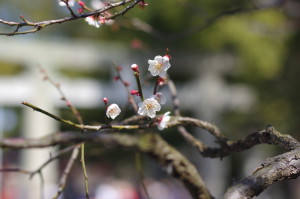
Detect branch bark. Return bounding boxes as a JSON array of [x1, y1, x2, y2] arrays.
[[224, 148, 300, 199], [0, 132, 212, 199]]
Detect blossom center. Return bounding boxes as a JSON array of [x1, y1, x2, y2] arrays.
[[154, 62, 163, 71], [145, 102, 154, 110], [108, 108, 117, 115]]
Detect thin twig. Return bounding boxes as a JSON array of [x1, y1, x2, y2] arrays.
[[39, 67, 89, 198], [30, 145, 76, 179], [0, 0, 142, 36], [114, 65, 138, 112], [0, 168, 31, 174], [22, 101, 146, 130], [52, 144, 80, 199], [39, 67, 84, 124]]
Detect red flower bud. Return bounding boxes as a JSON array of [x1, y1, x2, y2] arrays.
[[77, 8, 84, 13], [103, 97, 108, 104], [131, 64, 139, 72], [138, 0, 148, 9], [130, 90, 140, 96], [113, 76, 120, 81], [124, 81, 130, 87], [158, 77, 166, 86], [78, 1, 85, 7], [116, 66, 123, 71]]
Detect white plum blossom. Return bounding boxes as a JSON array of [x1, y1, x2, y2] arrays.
[[157, 112, 171, 130], [90, 0, 115, 25], [58, 0, 75, 7], [91, 0, 106, 9], [85, 16, 105, 28], [148, 55, 171, 78], [138, 98, 161, 118], [151, 92, 166, 105], [106, 103, 121, 119]]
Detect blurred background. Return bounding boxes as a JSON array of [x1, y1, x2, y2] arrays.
[[0, 0, 300, 198]]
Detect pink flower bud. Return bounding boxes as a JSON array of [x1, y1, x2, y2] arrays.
[[103, 97, 108, 104], [131, 90, 140, 96], [116, 66, 123, 71], [77, 8, 84, 13], [66, 100, 72, 107], [78, 1, 85, 7], [131, 39, 142, 49], [99, 17, 106, 24], [131, 64, 139, 72], [158, 77, 166, 86], [113, 76, 120, 81], [124, 81, 130, 87], [138, 0, 148, 9]]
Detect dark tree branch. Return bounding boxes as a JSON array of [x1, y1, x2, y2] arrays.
[[198, 126, 300, 158], [0, 0, 142, 36], [224, 148, 300, 199], [0, 132, 212, 199]]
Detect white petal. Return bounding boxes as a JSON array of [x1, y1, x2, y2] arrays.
[[148, 60, 156, 65], [147, 110, 156, 118], [106, 104, 121, 119], [154, 56, 163, 63], [138, 107, 146, 116], [153, 103, 161, 111], [163, 62, 171, 70], [158, 70, 167, 78], [163, 56, 170, 62]]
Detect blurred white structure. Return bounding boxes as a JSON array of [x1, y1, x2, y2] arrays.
[[0, 37, 131, 199]]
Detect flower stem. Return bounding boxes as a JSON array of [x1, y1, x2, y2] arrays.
[[153, 76, 159, 95], [134, 72, 144, 101]]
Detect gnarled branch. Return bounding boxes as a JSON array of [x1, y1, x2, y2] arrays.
[[224, 148, 300, 199], [0, 131, 212, 199]]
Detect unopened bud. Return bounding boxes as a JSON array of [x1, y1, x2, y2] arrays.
[[99, 17, 106, 24], [124, 81, 130, 87], [130, 90, 140, 96], [114, 76, 120, 81], [131, 64, 139, 72], [77, 8, 84, 13], [116, 66, 123, 71], [158, 77, 166, 86], [103, 97, 108, 104], [78, 1, 85, 7]]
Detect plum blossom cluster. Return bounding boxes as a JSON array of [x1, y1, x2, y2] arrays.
[[101, 54, 172, 130], [85, 16, 106, 28], [58, 0, 112, 28], [133, 55, 172, 130]]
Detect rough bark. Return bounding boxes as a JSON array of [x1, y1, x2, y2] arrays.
[[0, 132, 213, 199]]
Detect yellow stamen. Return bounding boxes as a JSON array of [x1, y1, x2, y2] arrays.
[[145, 102, 154, 110], [154, 62, 163, 71]]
